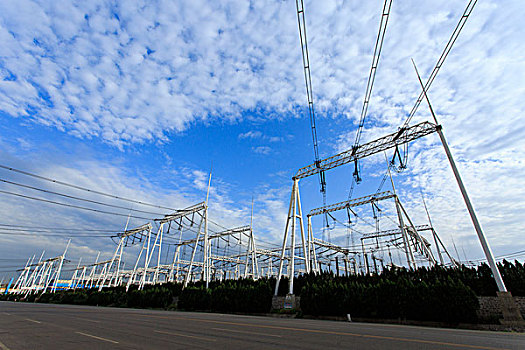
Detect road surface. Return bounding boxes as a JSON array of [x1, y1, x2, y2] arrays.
[[0, 301, 523, 349]]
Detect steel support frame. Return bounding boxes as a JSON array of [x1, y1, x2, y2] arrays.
[[294, 121, 438, 180], [274, 122, 439, 294], [275, 178, 309, 296]]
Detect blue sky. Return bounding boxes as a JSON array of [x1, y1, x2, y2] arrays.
[[0, 0, 524, 278]]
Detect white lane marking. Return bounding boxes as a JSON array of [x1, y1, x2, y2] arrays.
[[75, 332, 119, 344], [2, 313, 11, 316], [25, 318, 41, 324], [212, 327, 282, 338], [76, 317, 100, 323], [154, 329, 216, 342], [0, 339, 11, 350]]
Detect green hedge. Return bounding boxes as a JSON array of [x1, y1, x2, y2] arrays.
[[178, 279, 272, 313], [3, 260, 525, 324], [299, 272, 479, 323], [286, 260, 525, 297]]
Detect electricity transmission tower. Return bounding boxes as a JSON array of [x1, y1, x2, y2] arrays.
[[274, 0, 523, 327]]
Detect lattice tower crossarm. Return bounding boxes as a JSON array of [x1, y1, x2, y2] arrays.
[[361, 224, 431, 239], [118, 223, 152, 238], [307, 191, 395, 217], [312, 237, 357, 255], [177, 226, 251, 246], [156, 202, 206, 224], [306, 192, 437, 269], [294, 121, 439, 180]]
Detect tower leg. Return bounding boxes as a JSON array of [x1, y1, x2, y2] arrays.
[[274, 180, 296, 296]]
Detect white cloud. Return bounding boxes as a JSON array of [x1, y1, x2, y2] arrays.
[[0, 147, 292, 278], [252, 146, 271, 155], [238, 131, 263, 140], [0, 0, 303, 146], [1, 1, 521, 152], [238, 130, 283, 154], [0, 0, 524, 266], [238, 130, 283, 143], [0, 3, 488, 141]]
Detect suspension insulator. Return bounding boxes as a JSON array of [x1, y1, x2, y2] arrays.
[[353, 159, 362, 183]]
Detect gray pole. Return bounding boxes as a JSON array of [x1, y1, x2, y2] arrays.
[[412, 60, 507, 292], [435, 127, 506, 292]]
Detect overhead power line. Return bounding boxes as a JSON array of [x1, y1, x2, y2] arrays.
[[0, 164, 177, 211], [295, 0, 327, 207], [0, 227, 119, 234], [0, 223, 121, 232], [350, 0, 478, 196], [0, 178, 166, 216], [352, 0, 394, 151], [0, 231, 111, 237], [402, 0, 478, 127], [347, 0, 393, 199], [468, 249, 525, 264], [0, 189, 154, 221]]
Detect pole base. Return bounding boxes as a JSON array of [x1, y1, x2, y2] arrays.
[[271, 294, 300, 311], [497, 291, 525, 326]]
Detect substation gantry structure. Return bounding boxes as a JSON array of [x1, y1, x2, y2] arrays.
[[279, 0, 509, 310], [306, 191, 452, 275], [104, 222, 153, 291], [275, 121, 441, 295], [10, 240, 70, 295], [173, 225, 259, 286], [359, 224, 459, 271], [275, 116, 508, 298], [9, 199, 273, 295], [69, 253, 112, 290], [63, 201, 264, 293]]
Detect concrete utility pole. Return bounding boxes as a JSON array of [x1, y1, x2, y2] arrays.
[[412, 60, 524, 325]]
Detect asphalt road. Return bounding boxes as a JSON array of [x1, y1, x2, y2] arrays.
[[0, 302, 523, 349]]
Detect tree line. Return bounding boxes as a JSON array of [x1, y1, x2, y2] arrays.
[[2, 260, 524, 324]]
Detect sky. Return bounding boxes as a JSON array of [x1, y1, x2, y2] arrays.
[[0, 0, 524, 279]]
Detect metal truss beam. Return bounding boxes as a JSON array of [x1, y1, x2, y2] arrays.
[[156, 202, 206, 224], [177, 225, 251, 246], [87, 259, 112, 266], [406, 226, 431, 247], [256, 248, 284, 258], [308, 191, 395, 217], [361, 224, 431, 239], [118, 223, 152, 238], [209, 255, 243, 264], [295, 121, 439, 180], [210, 225, 251, 239], [312, 237, 357, 255]]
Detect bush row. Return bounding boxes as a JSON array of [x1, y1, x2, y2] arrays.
[[280, 260, 525, 297], [299, 273, 478, 323], [178, 279, 272, 313], [2, 261, 524, 324]]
